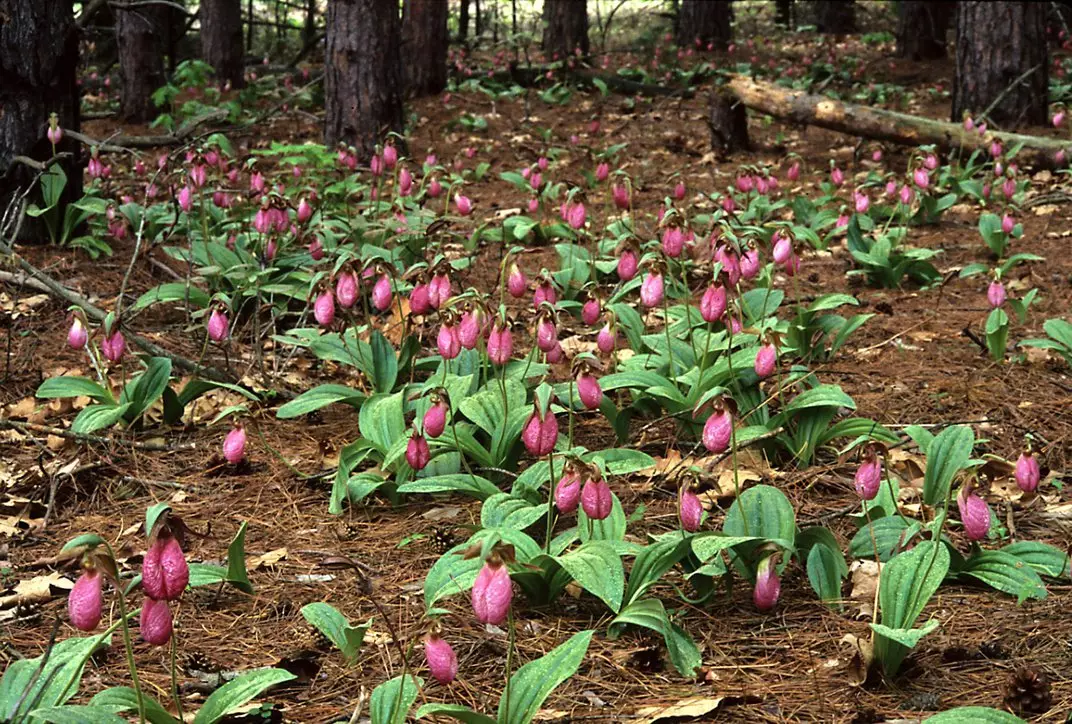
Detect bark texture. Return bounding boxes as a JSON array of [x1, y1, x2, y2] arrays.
[[324, 0, 404, 157], [402, 0, 448, 97], [116, 4, 166, 122], [676, 0, 733, 50], [707, 88, 750, 156], [952, 1, 1048, 128], [201, 0, 246, 89], [459, 0, 470, 42], [0, 0, 82, 233], [541, 0, 588, 60], [814, 0, 855, 34], [897, 2, 952, 60]]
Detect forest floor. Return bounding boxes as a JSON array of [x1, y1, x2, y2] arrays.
[[3, 28, 1072, 724]]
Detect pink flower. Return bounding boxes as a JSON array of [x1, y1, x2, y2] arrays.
[[754, 343, 776, 379], [640, 272, 664, 308], [428, 273, 452, 309], [714, 245, 741, 286], [597, 322, 616, 354], [297, 198, 313, 224], [581, 476, 612, 520], [250, 171, 265, 193], [68, 568, 103, 631], [899, 184, 914, 205], [383, 144, 398, 169], [555, 470, 582, 514], [854, 452, 882, 500], [48, 125, 63, 146], [522, 406, 558, 456], [424, 634, 458, 685], [582, 297, 601, 326], [678, 487, 702, 532], [740, 248, 761, 280], [546, 341, 564, 364], [424, 398, 449, 438], [596, 162, 609, 182], [912, 167, 929, 189], [428, 177, 443, 198], [853, 191, 870, 214], [370, 154, 384, 176], [923, 154, 938, 171], [753, 556, 781, 611], [223, 425, 247, 464], [67, 318, 88, 349], [772, 232, 793, 264], [533, 279, 556, 308], [535, 317, 557, 353], [567, 202, 586, 230], [787, 162, 800, 182], [537, 156, 549, 171], [1014, 451, 1040, 493], [207, 309, 229, 342], [700, 283, 727, 323], [308, 238, 324, 260], [831, 166, 844, 187], [1002, 178, 1016, 199], [437, 322, 461, 359], [506, 263, 528, 298], [487, 322, 513, 365], [101, 330, 126, 363], [662, 226, 684, 257], [398, 167, 413, 197], [987, 280, 1006, 308], [576, 372, 603, 409], [471, 559, 512, 625], [611, 183, 630, 210], [406, 432, 431, 470], [178, 186, 193, 212], [673, 180, 686, 200], [1001, 213, 1015, 234], [140, 597, 173, 646], [314, 291, 336, 327], [702, 408, 733, 453], [142, 535, 188, 601], [1054, 111, 1066, 128], [617, 249, 638, 280], [410, 283, 432, 316], [455, 194, 473, 216], [958, 489, 991, 541], [370, 274, 392, 312]]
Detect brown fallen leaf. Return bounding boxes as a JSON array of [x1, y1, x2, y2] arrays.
[[848, 560, 882, 619], [250, 547, 288, 570], [0, 572, 74, 609], [633, 696, 727, 724]]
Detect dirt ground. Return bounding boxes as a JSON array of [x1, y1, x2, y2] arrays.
[[3, 29, 1072, 724]]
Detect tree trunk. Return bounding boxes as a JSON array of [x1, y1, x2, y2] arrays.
[[814, 0, 855, 34], [774, 0, 793, 28], [402, 0, 448, 97], [201, 0, 246, 89], [459, 0, 469, 43], [676, 0, 732, 50], [475, 0, 483, 39], [324, 0, 404, 158], [116, 4, 166, 122], [897, 2, 951, 60], [707, 87, 750, 156], [724, 74, 1067, 168], [161, 0, 186, 75], [1, 0, 82, 240], [952, 1, 1048, 128], [304, 0, 318, 50], [542, 0, 588, 60]]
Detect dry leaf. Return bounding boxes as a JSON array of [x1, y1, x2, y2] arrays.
[[0, 572, 74, 609], [848, 560, 881, 618], [839, 633, 873, 686], [633, 696, 727, 724], [250, 547, 288, 570]]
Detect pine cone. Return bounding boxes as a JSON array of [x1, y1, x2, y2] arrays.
[[902, 692, 941, 711], [429, 526, 456, 554], [1004, 666, 1052, 714]]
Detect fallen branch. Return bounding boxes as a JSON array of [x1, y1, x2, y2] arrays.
[[0, 418, 196, 452], [68, 109, 230, 150], [723, 75, 1069, 167]]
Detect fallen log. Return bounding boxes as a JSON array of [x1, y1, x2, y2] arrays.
[[724, 75, 1069, 168]]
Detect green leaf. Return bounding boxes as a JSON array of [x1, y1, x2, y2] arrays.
[[71, 403, 132, 434], [607, 599, 701, 677], [0, 635, 111, 720], [132, 283, 211, 311], [414, 704, 496, 724], [480, 493, 545, 531], [225, 521, 253, 594], [192, 668, 295, 724], [553, 541, 624, 613], [922, 425, 974, 506], [122, 358, 172, 419], [28, 705, 129, 723], [37, 376, 113, 402], [370, 675, 420, 724], [925, 708, 1028, 724], [691, 533, 761, 563], [1001, 541, 1071, 579], [874, 540, 949, 676], [868, 618, 940, 649], [187, 563, 227, 587], [359, 392, 406, 453], [300, 603, 370, 663], [960, 550, 1047, 602], [723, 485, 796, 549], [424, 544, 482, 611], [396, 474, 501, 501], [176, 379, 260, 406], [783, 384, 856, 413], [624, 535, 692, 606], [368, 330, 399, 393], [849, 517, 920, 562], [497, 630, 594, 724], [89, 687, 179, 724], [806, 542, 848, 608], [60, 534, 107, 553], [276, 384, 365, 418], [144, 502, 171, 539]]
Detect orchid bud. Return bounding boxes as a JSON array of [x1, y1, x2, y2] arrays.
[[617, 249, 639, 280], [424, 398, 449, 438], [398, 166, 413, 197], [854, 451, 882, 501], [673, 180, 686, 200], [912, 167, 930, 189], [68, 568, 103, 631], [424, 633, 458, 685], [596, 162, 610, 182], [406, 431, 431, 470], [383, 144, 398, 169], [428, 273, 452, 309], [740, 247, 761, 280], [597, 322, 616, 354], [1014, 450, 1040, 493], [455, 194, 473, 216], [143, 535, 189, 601], [990, 140, 1002, 159], [662, 226, 684, 257], [505, 263, 527, 298], [555, 470, 582, 514], [48, 125, 63, 146], [101, 330, 126, 363], [1001, 213, 1015, 234], [830, 166, 844, 187], [702, 407, 733, 453], [853, 191, 870, 214], [924, 153, 938, 171], [772, 233, 793, 264], [611, 182, 630, 210], [437, 321, 461, 359], [537, 156, 549, 171], [987, 280, 1006, 308], [370, 154, 384, 176], [535, 317, 558, 353], [428, 177, 443, 198], [700, 283, 727, 323], [297, 198, 313, 224], [533, 279, 556, 308], [576, 372, 603, 409], [787, 162, 800, 182], [957, 488, 991, 541], [567, 202, 587, 230], [67, 317, 88, 349], [223, 425, 247, 464], [178, 186, 193, 212], [522, 406, 558, 456], [582, 297, 601, 326], [487, 322, 513, 365], [471, 558, 512, 625], [899, 184, 914, 205], [963, 115, 975, 131], [640, 271, 664, 308], [753, 556, 781, 611], [581, 476, 612, 520], [314, 291, 335, 327], [885, 180, 897, 196], [678, 487, 702, 532], [754, 343, 776, 379], [140, 597, 173, 646], [871, 149, 882, 162], [207, 309, 229, 342]]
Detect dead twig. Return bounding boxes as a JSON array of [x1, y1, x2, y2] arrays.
[[0, 418, 196, 452]]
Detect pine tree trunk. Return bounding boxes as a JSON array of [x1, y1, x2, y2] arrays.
[[402, 0, 448, 97], [202, 0, 246, 89], [116, 4, 166, 122], [304, 0, 318, 50], [897, 1, 951, 60], [459, 0, 469, 43], [542, 0, 588, 60], [676, 0, 732, 50], [814, 0, 855, 34], [0, 0, 81, 238], [324, 0, 404, 157], [952, 1, 1048, 128], [774, 0, 793, 28]]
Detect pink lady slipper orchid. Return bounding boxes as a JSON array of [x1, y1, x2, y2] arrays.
[[772, 232, 793, 265], [67, 317, 88, 349], [1001, 213, 1015, 234], [314, 290, 336, 327], [471, 555, 512, 626], [423, 396, 449, 438], [640, 271, 664, 308], [142, 534, 188, 601], [223, 425, 247, 464], [371, 274, 393, 312], [398, 166, 413, 197], [428, 177, 443, 198], [428, 272, 452, 309], [335, 271, 358, 309], [178, 186, 194, 212], [662, 226, 685, 257], [912, 167, 930, 189], [740, 247, 761, 280], [527, 197, 539, 213], [140, 597, 173, 646], [101, 329, 126, 363], [567, 201, 587, 230], [458, 308, 483, 350], [987, 280, 1006, 308], [47, 124, 63, 146], [612, 182, 630, 210], [678, 486, 703, 532], [522, 405, 558, 456], [437, 320, 462, 360], [702, 402, 733, 454], [753, 555, 781, 611], [546, 341, 565, 364], [582, 295, 602, 326], [854, 447, 882, 501], [454, 194, 473, 216], [1014, 449, 1041, 493], [207, 308, 229, 342], [700, 282, 727, 323], [297, 198, 313, 224], [382, 143, 398, 169], [673, 180, 686, 200], [714, 244, 741, 286], [923, 153, 938, 171], [596, 162, 610, 182], [754, 342, 777, 379], [535, 315, 558, 353], [581, 476, 612, 520], [506, 263, 528, 298], [409, 281, 431, 316], [787, 161, 801, 182], [617, 248, 639, 280], [68, 566, 104, 631], [533, 278, 556, 308], [576, 371, 603, 410], [537, 155, 549, 171], [597, 321, 617, 354], [853, 190, 870, 214], [487, 321, 513, 365], [899, 184, 915, 205], [1002, 177, 1016, 199], [830, 166, 845, 187], [424, 632, 458, 685], [555, 467, 582, 514], [957, 487, 991, 541], [406, 431, 431, 470], [1054, 110, 1066, 128]]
